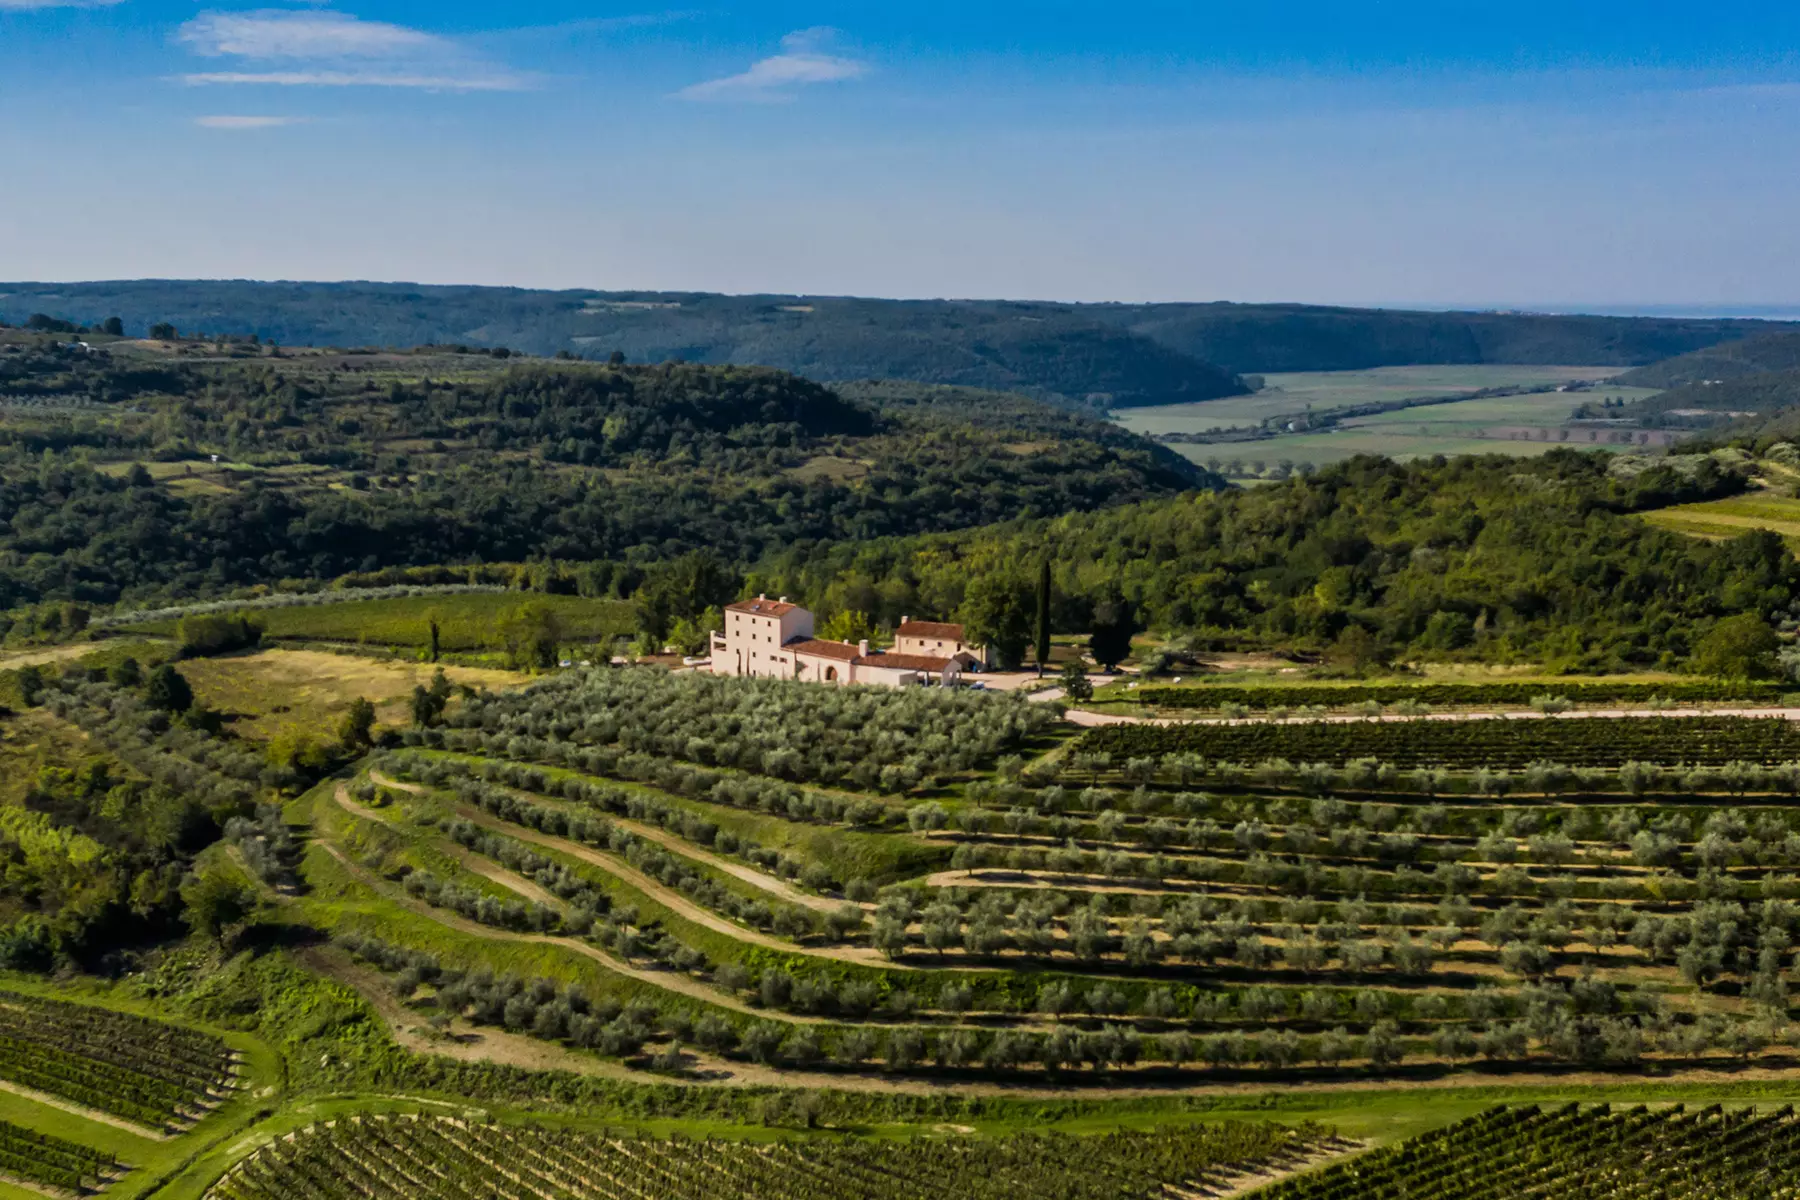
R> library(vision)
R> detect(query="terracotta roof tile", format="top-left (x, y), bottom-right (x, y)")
top-left (897, 620), bottom-right (967, 641)
top-left (789, 638), bottom-right (861, 661)
top-left (856, 653), bottom-right (957, 672)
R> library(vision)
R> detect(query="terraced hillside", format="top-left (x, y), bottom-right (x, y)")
top-left (272, 668), bottom-right (1800, 1088)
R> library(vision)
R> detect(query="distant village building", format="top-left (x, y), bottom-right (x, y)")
top-left (710, 597), bottom-right (975, 688)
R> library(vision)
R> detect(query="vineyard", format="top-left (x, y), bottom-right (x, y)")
top-left (1125, 680), bottom-right (1789, 711)
top-left (206, 1114), bottom-right (1332, 1200)
top-left (1074, 716), bottom-right (1800, 770)
top-left (1259, 1102), bottom-right (1800, 1199)
top-left (0, 1117), bottom-right (124, 1194)
top-left (0, 990), bottom-right (238, 1130)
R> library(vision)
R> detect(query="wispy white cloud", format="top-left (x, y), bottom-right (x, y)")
top-left (0, 0), bottom-right (125, 9)
top-left (175, 7), bottom-right (529, 91)
top-left (194, 114), bottom-right (310, 129)
top-left (179, 10), bottom-right (445, 60)
top-left (677, 28), bottom-right (867, 102)
top-left (184, 70), bottom-right (522, 91)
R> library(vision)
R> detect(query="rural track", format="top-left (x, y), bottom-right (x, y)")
top-left (444, 798), bottom-right (908, 970)
top-left (313, 821), bottom-right (833, 1027)
top-left (371, 769), bottom-right (850, 917)
top-left (363, 771), bottom-right (908, 970)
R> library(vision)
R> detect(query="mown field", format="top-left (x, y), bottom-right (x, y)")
top-left (1642, 488), bottom-right (1800, 547)
top-left (124, 592), bottom-right (636, 656)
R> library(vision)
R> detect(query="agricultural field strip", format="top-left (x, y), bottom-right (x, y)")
top-left (311, 811), bottom-right (839, 1026)
top-left (370, 769), bottom-right (846, 913)
top-left (0, 1116), bottom-right (128, 1196)
top-left (338, 780), bottom-right (891, 972)
top-left (1258, 1102), bottom-right (1800, 1200)
top-left (1120, 680), bottom-right (1787, 711)
top-left (205, 1112), bottom-right (1327, 1200)
top-left (379, 752), bottom-right (912, 928)
top-left (0, 991), bottom-right (238, 1133)
top-left (444, 799), bottom-right (897, 969)
top-left (390, 746), bottom-right (949, 886)
top-left (1075, 716), bottom-right (1800, 770)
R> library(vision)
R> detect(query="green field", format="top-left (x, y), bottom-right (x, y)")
top-left (1115, 365), bottom-right (1631, 435)
top-left (1642, 488), bottom-right (1800, 545)
top-left (126, 592), bottom-right (636, 655)
top-left (1111, 366), bottom-right (1669, 474)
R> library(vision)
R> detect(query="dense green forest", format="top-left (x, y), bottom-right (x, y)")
top-left (754, 451), bottom-right (1791, 670)
top-left (1616, 328), bottom-right (1800, 388)
top-left (4, 283), bottom-right (1784, 405)
top-left (0, 344), bottom-right (1210, 614)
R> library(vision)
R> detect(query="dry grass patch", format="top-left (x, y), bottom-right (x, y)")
top-left (0, 710), bottom-right (94, 805)
top-left (180, 649), bottom-right (524, 741)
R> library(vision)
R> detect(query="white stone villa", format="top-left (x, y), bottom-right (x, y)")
top-left (709, 597), bottom-right (980, 688)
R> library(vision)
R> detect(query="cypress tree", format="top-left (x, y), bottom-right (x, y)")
top-left (1035, 559), bottom-right (1052, 675)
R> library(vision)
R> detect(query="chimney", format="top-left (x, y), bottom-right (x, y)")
top-left (757, 593), bottom-right (766, 600)
top-left (858, 639), bottom-right (871, 658)
top-left (901, 615), bottom-right (911, 626)
top-left (779, 596), bottom-right (789, 603)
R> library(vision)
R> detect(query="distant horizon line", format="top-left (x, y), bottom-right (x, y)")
top-left (2, 279), bottom-right (1799, 322)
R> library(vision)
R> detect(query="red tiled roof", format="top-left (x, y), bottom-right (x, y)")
top-left (897, 620), bottom-right (966, 641)
top-left (728, 598), bottom-right (801, 617)
top-left (857, 653), bottom-right (956, 672)
top-left (789, 638), bottom-right (861, 661)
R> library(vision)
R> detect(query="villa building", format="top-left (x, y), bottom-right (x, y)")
top-left (709, 597), bottom-right (973, 688)
top-left (895, 617), bottom-right (982, 664)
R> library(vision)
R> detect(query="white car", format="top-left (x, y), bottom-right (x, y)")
top-left (682, 656), bottom-right (711, 667)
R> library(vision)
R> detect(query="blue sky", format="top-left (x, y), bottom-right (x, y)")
top-left (3, 2), bottom-right (1799, 307)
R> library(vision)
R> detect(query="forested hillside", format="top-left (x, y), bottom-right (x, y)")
top-left (1616, 328), bottom-right (1800, 388)
top-left (0, 342), bottom-right (1209, 614)
top-left (1604, 368), bottom-right (1800, 428)
top-left (754, 451), bottom-right (1787, 670)
top-left (1096, 303), bottom-right (1777, 374)
top-left (4, 282), bottom-right (1784, 404)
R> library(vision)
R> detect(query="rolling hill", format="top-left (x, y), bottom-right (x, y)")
top-left (1615, 327), bottom-right (1800, 388)
top-left (3, 282), bottom-right (1788, 410)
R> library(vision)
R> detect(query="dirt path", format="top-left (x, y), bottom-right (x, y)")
top-left (453, 849), bottom-right (562, 908)
top-left (298, 945), bottom-right (644, 1082)
top-left (374, 768), bottom-right (850, 915)
top-left (317, 803), bottom-right (832, 1025)
top-left (923, 868), bottom-right (1168, 897)
top-left (444, 796), bottom-right (908, 971)
top-left (610, 815), bottom-right (846, 915)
